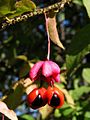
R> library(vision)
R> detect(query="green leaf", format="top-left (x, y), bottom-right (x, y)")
top-left (0, 0), bottom-right (15, 17)
top-left (16, 55), bottom-right (28, 61)
top-left (70, 86), bottom-right (90, 100)
top-left (66, 24), bottom-right (90, 76)
top-left (72, 0), bottom-right (83, 6)
top-left (15, 0), bottom-right (36, 12)
top-left (63, 108), bottom-right (74, 116)
top-left (4, 80), bottom-right (24, 109)
top-left (84, 111), bottom-right (90, 120)
top-left (83, 0), bottom-right (90, 18)
top-left (19, 62), bottom-right (30, 78)
top-left (0, 0), bottom-right (36, 18)
top-left (11, 0), bottom-right (36, 18)
top-left (21, 114), bottom-right (34, 120)
top-left (62, 89), bottom-right (75, 108)
top-left (39, 104), bottom-right (53, 120)
top-left (54, 109), bottom-right (61, 118)
top-left (82, 68), bottom-right (90, 83)
top-left (72, 116), bottom-right (77, 120)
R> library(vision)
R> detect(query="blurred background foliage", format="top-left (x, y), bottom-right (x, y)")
top-left (0, 0), bottom-right (90, 120)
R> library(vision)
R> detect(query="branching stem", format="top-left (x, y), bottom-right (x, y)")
top-left (0, 0), bottom-right (71, 30)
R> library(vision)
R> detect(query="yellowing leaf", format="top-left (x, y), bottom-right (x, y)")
top-left (7, 0), bottom-right (36, 18)
top-left (0, 0), bottom-right (15, 16)
top-left (82, 68), bottom-right (90, 83)
top-left (47, 13), bottom-right (65, 49)
top-left (54, 84), bottom-right (75, 108)
top-left (0, 101), bottom-right (18, 120)
top-left (16, 55), bottom-right (28, 61)
top-left (83, 0), bottom-right (90, 18)
top-left (15, 0), bottom-right (36, 13)
top-left (62, 89), bottom-right (75, 108)
top-left (39, 104), bottom-right (53, 119)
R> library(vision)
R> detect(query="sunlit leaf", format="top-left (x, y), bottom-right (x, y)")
top-left (16, 55), bottom-right (28, 61)
top-left (54, 109), bottom-right (61, 118)
top-left (0, 0), bottom-right (15, 17)
top-left (84, 111), bottom-right (90, 119)
top-left (13, 0), bottom-right (36, 17)
top-left (0, 0), bottom-right (36, 18)
top-left (39, 104), bottom-right (53, 119)
top-left (62, 89), bottom-right (75, 108)
top-left (72, 0), bottom-right (83, 6)
top-left (70, 86), bottom-right (90, 100)
top-left (24, 78), bottom-right (37, 94)
top-left (72, 116), bottom-right (77, 120)
top-left (0, 101), bottom-right (18, 120)
top-left (63, 107), bottom-right (74, 116)
top-left (82, 68), bottom-right (90, 83)
top-left (83, 0), bottom-right (90, 18)
top-left (20, 114), bottom-right (34, 120)
top-left (15, 0), bottom-right (36, 12)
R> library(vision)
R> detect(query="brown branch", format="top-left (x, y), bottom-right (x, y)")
top-left (1, 0), bottom-right (71, 30)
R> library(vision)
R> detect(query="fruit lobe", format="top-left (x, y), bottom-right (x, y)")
top-left (27, 87), bottom-right (47, 109)
top-left (46, 86), bottom-right (64, 108)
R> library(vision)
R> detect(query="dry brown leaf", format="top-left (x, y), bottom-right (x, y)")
top-left (24, 78), bottom-right (37, 94)
top-left (12, 78), bottom-right (37, 95)
top-left (47, 13), bottom-right (65, 49)
top-left (60, 74), bottom-right (67, 84)
top-left (0, 101), bottom-right (18, 120)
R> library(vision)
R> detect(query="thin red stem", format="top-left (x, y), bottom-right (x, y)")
top-left (45, 13), bottom-right (50, 60)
